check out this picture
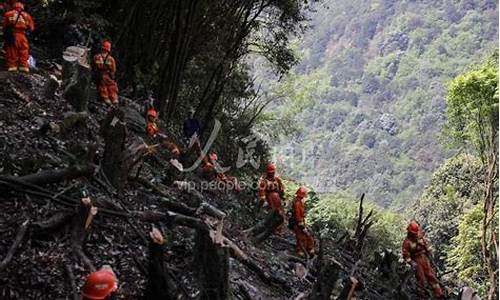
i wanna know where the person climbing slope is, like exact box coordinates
[81,265,118,300]
[146,106,159,138]
[93,40,118,105]
[182,108,201,155]
[402,221,444,300]
[3,1,34,73]
[257,163,285,232]
[291,186,315,257]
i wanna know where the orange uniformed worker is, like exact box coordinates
[81,266,118,300]
[3,2,34,73]
[257,163,285,233]
[292,187,315,257]
[146,107,159,138]
[93,41,118,105]
[402,222,444,299]
[258,163,285,211]
[201,152,240,192]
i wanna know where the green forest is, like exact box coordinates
[0,0,497,299]
[255,0,498,209]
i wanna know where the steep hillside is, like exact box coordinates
[0,72,423,299]
[258,0,498,208]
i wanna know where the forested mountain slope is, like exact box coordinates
[260,0,498,208]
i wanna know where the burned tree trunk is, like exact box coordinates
[62,46,91,112]
[194,228,230,300]
[71,198,97,271]
[307,260,341,300]
[244,210,284,244]
[17,164,94,186]
[100,108,128,192]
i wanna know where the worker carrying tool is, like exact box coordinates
[290,186,315,257]
[92,40,118,105]
[81,265,118,300]
[257,163,285,232]
[3,1,34,73]
[402,222,445,300]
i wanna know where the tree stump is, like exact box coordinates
[307,260,341,300]
[194,228,230,300]
[101,108,128,192]
[62,46,91,112]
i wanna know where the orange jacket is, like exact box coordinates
[147,122,158,138]
[402,235,430,261]
[3,8,34,32]
[258,175,284,200]
[293,197,306,225]
[93,52,116,84]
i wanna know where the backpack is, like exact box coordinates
[4,11,21,45]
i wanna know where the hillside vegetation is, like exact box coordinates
[257,0,498,208]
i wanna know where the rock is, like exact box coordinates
[377,113,397,135]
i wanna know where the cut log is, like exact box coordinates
[100,108,128,192]
[243,209,284,244]
[307,259,341,300]
[195,228,230,300]
[71,199,96,271]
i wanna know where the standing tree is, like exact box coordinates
[445,52,499,300]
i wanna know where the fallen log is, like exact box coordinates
[15,164,95,186]
[243,209,284,244]
[132,176,197,216]
[0,220,29,272]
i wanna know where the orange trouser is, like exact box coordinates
[414,254,443,299]
[293,225,315,255]
[266,192,284,233]
[98,80,119,104]
[5,32,29,70]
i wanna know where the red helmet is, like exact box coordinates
[147,107,157,118]
[266,163,276,173]
[14,2,23,11]
[171,147,180,158]
[209,152,218,161]
[202,162,215,173]
[81,269,118,300]
[102,41,112,52]
[296,186,308,198]
[407,222,420,235]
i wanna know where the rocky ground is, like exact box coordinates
[0,59,442,300]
